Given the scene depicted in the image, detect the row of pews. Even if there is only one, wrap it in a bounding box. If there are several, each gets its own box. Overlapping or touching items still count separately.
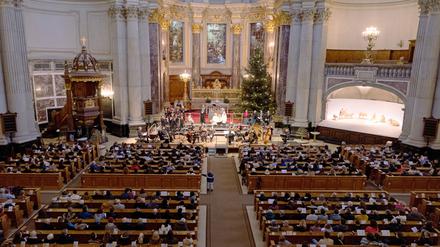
[12,188,199,246]
[343,145,440,192]
[253,190,440,247]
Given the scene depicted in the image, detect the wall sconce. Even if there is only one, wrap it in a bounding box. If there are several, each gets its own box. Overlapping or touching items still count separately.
[101,89,114,98]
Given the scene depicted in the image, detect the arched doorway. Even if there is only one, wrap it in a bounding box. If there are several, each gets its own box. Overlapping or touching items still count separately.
[321,85,405,138]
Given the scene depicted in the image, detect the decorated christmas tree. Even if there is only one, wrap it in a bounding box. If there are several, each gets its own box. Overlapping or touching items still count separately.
[240,48,276,113]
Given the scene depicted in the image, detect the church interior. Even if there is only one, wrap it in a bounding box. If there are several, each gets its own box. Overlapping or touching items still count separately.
[1,0,440,246]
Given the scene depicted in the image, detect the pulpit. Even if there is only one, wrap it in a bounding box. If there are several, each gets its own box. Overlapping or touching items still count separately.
[47,43,105,139]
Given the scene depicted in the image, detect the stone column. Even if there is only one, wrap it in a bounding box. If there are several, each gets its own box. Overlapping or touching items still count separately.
[109,4,129,129]
[276,25,290,114]
[293,7,315,127]
[265,21,276,91]
[139,6,151,103]
[431,57,440,149]
[0,52,8,145]
[399,0,431,141]
[160,21,170,105]
[404,1,440,148]
[126,5,144,126]
[0,0,40,143]
[192,23,202,88]
[285,7,302,106]
[308,7,330,126]
[231,24,242,88]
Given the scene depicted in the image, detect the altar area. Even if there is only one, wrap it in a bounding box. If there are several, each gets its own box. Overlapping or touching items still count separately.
[189,71,241,110]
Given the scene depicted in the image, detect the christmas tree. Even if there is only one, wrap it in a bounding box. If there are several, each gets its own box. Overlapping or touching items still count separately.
[240,48,276,113]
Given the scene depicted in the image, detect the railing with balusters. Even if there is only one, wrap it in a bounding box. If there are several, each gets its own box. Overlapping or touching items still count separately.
[325,63,412,79]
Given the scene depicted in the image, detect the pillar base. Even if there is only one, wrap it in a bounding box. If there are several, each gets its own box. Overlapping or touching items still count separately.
[402,137,428,148]
[429,141,440,150]
[12,131,41,144]
[292,119,308,128]
[106,119,129,137]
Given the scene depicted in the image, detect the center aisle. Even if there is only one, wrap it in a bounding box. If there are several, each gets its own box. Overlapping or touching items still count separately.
[201,156,254,247]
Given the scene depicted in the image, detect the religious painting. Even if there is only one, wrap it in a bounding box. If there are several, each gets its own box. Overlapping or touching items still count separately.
[250,22,265,57]
[207,23,227,64]
[54,74,66,96]
[169,21,184,63]
[33,75,54,98]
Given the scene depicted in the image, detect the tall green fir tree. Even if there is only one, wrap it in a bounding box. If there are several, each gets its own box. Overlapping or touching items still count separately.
[240,48,276,114]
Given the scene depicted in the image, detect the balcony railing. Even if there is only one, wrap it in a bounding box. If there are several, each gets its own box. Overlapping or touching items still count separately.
[325,63,412,79]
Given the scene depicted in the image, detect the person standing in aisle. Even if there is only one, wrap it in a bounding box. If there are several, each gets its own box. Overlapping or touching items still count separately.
[203,172,215,192]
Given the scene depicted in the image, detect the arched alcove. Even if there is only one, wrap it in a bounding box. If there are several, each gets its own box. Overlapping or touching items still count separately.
[321,85,405,138]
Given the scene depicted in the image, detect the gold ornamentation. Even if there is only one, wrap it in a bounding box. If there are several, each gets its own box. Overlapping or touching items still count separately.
[264,20,276,33]
[430,0,440,12]
[231,24,242,35]
[314,8,331,23]
[126,6,139,19]
[149,8,171,30]
[192,23,203,33]
[0,0,21,7]
[273,11,291,26]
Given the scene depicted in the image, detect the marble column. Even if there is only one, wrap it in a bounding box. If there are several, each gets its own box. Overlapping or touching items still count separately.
[265,22,276,92]
[160,22,170,105]
[0,51,8,145]
[149,23,160,113]
[405,1,440,148]
[126,6,144,126]
[431,56,440,149]
[285,8,302,106]
[139,6,151,103]
[293,7,315,127]
[0,0,40,143]
[231,24,242,88]
[109,4,129,127]
[399,0,430,141]
[308,7,330,126]
[276,25,290,114]
[192,23,202,88]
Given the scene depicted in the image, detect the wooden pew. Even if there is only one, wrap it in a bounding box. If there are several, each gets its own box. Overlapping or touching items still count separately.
[0,213,10,239]
[0,173,63,190]
[81,174,201,189]
[383,176,440,192]
[247,175,366,192]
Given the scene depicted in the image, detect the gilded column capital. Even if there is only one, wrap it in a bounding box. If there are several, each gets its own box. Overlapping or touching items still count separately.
[274,11,292,26]
[291,9,302,24]
[314,8,331,23]
[301,8,316,22]
[159,19,170,31]
[138,7,149,20]
[192,23,203,33]
[126,6,139,19]
[231,24,243,35]
[108,5,126,20]
[418,0,432,15]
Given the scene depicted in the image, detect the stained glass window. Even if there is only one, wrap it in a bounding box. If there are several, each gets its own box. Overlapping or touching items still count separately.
[207,23,227,64]
[250,22,265,57]
[169,21,184,63]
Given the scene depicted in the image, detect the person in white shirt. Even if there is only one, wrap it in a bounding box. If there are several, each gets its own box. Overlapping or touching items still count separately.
[113,199,126,209]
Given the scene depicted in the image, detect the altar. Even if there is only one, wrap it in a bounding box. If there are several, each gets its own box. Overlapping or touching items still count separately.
[190,71,241,110]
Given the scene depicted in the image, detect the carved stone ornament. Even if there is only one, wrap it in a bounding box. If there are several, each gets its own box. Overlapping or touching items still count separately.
[314,8,331,23]
[0,0,22,7]
[301,8,316,22]
[431,0,440,13]
[138,7,149,20]
[231,24,243,35]
[108,6,126,20]
[126,6,139,19]
[192,23,203,33]
[291,9,302,23]
[418,0,432,15]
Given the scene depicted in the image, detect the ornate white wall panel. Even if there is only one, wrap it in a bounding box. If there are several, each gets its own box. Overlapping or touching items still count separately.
[327,2,418,50]
[87,11,111,56]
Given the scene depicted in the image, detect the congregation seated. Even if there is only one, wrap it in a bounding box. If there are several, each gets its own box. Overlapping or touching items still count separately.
[255,190,440,247]
[12,188,199,246]
[87,142,203,175]
[240,144,362,177]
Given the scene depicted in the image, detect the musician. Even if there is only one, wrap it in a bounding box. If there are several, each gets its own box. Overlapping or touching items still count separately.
[227,126,235,145]
[200,105,206,124]
[264,110,271,125]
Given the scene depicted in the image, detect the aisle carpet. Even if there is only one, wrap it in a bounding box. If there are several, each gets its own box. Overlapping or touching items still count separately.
[200,157,254,247]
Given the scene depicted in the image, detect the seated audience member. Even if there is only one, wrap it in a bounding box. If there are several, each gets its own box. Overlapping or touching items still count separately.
[182,233,194,247]
[365,220,379,234]
[149,231,161,245]
[105,217,118,232]
[280,220,293,231]
[102,232,115,244]
[268,220,280,232]
[57,229,75,244]
[334,232,344,245]
[294,220,308,232]
[165,230,178,245]
[26,231,41,244]
[355,209,369,222]
[88,232,101,244]
[278,235,292,246]
[45,234,56,244]
[407,207,425,221]
[118,232,131,245]
[416,230,433,246]
[317,232,334,245]
[78,207,93,219]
